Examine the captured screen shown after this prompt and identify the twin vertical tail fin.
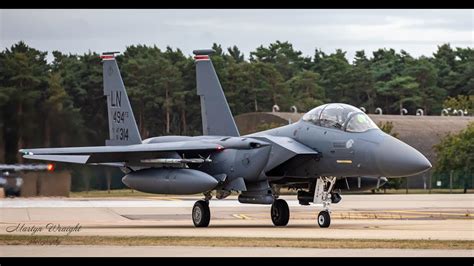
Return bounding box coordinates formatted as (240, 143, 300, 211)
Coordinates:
(101, 49, 238, 145)
(101, 52, 142, 146)
(194, 49, 240, 137)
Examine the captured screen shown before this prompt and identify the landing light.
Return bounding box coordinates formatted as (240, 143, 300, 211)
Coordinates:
(47, 164, 54, 171)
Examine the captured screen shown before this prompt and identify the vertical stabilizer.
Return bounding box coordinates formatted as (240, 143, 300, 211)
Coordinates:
(194, 49, 240, 137)
(101, 52, 142, 146)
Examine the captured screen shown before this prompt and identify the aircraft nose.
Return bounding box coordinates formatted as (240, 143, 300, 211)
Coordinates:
(375, 136, 432, 177)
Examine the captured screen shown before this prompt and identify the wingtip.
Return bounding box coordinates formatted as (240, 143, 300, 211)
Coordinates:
(19, 149, 33, 156)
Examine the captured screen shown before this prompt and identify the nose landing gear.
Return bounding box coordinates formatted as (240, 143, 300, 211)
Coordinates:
(314, 176, 337, 228)
(317, 210, 331, 228)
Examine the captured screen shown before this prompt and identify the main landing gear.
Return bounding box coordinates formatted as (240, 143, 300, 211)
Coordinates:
(192, 200, 210, 227)
(192, 192, 212, 227)
(271, 199, 290, 226)
(192, 177, 339, 228)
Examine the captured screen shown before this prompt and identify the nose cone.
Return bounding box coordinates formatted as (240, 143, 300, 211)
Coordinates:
(376, 136, 432, 177)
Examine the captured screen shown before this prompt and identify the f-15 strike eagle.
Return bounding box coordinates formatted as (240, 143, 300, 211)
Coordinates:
(20, 49, 431, 228)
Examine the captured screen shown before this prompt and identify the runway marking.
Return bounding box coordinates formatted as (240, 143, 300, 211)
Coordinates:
(227, 208, 472, 221)
(381, 210, 472, 217)
(232, 214, 252, 220)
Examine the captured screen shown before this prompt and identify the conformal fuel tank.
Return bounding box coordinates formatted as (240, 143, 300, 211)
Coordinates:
(122, 168, 219, 194)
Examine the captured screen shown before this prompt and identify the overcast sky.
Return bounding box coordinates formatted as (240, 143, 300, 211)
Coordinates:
(1, 9, 473, 62)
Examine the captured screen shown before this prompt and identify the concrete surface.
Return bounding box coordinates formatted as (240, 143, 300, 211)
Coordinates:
(1, 194, 473, 257)
(0, 194, 472, 241)
(1, 245, 472, 257)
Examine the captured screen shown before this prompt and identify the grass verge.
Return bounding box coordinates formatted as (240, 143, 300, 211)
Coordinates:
(0, 235, 472, 250)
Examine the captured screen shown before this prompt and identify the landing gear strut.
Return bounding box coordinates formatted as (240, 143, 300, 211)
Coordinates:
(271, 199, 290, 226)
(314, 177, 337, 228)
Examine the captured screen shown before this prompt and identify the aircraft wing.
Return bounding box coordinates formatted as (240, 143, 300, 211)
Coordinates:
(19, 141, 224, 165)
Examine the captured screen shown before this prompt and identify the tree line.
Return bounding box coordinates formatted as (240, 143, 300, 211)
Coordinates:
(0, 41, 472, 190)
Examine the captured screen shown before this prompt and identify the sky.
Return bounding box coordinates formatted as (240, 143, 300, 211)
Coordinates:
(1, 9, 473, 63)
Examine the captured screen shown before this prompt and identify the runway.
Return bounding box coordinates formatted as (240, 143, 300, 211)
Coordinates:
(1, 194, 473, 257)
(1, 245, 472, 257)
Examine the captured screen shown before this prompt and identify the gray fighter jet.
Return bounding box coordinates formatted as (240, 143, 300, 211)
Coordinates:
(19, 50, 431, 228)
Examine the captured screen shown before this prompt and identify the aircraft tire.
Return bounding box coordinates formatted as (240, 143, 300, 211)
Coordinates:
(318, 210, 331, 228)
(271, 199, 290, 226)
(192, 200, 210, 227)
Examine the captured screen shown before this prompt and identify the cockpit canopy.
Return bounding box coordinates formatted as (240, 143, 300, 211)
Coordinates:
(301, 103, 378, 133)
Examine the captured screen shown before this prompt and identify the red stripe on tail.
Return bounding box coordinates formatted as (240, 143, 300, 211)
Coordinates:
(194, 55, 209, 60)
(100, 55, 115, 59)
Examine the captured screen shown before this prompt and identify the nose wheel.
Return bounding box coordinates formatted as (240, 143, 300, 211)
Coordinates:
(317, 210, 331, 228)
(192, 200, 210, 227)
(271, 199, 290, 226)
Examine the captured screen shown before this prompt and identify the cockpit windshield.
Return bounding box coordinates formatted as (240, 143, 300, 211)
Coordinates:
(301, 103, 378, 133)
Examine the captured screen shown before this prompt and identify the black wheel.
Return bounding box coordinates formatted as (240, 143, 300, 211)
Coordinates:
(271, 199, 290, 226)
(318, 210, 331, 228)
(192, 200, 210, 227)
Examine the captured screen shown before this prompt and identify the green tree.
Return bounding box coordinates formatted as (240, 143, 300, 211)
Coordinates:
(377, 121, 399, 138)
(163, 47, 194, 135)
(442, 95, 474, 115)
(347, 50, 376, 112)
(454, 47, 474, 96)
(286, 70, 325, 112)
(405, 57, 445, 115)
(431, 44, 473, 98)
(227, 45, 244, 63)
(221, 60, 253, 115)
(0, 41, 49, 163)
(44, 72, 83, 147)
(250, 41, 311, 80)
(370, 48, 407, 113)
(433, 122, 474, 189)
(376, 76, 420, 114)
(247, 62, 290, 112)
(313, 49, 351, 104)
